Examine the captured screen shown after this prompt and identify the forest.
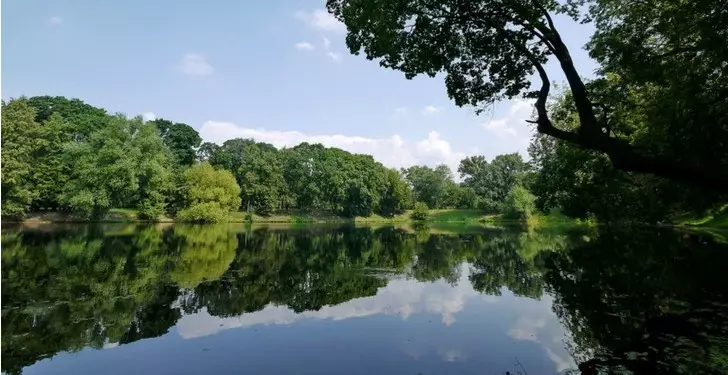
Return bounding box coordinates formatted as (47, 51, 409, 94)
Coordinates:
(1, 95, 541, 223)
(1, 88, 725, 224)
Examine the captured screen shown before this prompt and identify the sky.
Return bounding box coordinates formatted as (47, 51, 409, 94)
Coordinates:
(1, 0, 598, 173)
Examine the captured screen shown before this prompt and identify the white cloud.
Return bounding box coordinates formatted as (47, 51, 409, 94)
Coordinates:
(177, 53, 214, 76)
(508, 313, 577, 373)
(49, 16, 62, 25)
(326, 51, 343, 63)
(322, 36, 331, 50)
(416, 131, 466, 172)
(296, 9, 345, 33)
(394, 106, 409, 114)
(422, 105, 443, 115)
(481, 99, 534, 137)
(294, 41, 315, 51)
(142, 112, 156, 122)
(198, 122, 465, 172)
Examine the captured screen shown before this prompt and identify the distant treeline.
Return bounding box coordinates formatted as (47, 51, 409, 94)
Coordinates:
(1, 96, 536, 222)
(4, 95, 722, 223)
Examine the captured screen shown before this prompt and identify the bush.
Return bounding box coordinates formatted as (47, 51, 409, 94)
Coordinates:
(137, 198, 166, 221)
(505, 184, 536, 220)
(176, 163, 242, 223)
(411, 202, 430, 221)
(177, 202, 229, 223)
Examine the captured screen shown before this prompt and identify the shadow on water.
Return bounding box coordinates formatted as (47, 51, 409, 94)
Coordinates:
(1, 223, 727, 374)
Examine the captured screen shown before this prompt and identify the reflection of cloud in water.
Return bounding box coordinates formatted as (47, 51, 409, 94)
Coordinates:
(177, 265, 483, 339)
(508, 314, 576, 373)
(439, 348, 467, 362)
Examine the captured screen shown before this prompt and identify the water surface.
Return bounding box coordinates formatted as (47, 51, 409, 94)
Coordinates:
(2, 224, 727, 374)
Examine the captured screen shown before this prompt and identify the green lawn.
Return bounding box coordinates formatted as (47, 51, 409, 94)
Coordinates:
(19, 208, 585, 226)
(675, 204, 728, 229)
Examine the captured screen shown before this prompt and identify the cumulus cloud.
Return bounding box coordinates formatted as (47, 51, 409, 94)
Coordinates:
(176, 265, 480, 339)
(177, 53, 214, 76)
(141, 112, 156, 122)
(49, 16, 62, 25)
(199, 122, 466, 172)
(296, 9, 345, 33)
(294, 41, 315, 51)
(481, 99, 534, 137)
(326, 51, 343, 62)
(422, 105, 443, 115)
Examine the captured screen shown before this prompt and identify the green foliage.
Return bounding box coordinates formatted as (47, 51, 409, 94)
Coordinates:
(59, 115, 172, 219)
(411, 202, 430, 221)
(459, 153, 530, 212)
(1, 99, 44, 219)
(504, 185, 536, 220)
(177, 162, 241, 223)
(402, 165, 454, 209)
(378, 169, 413, 217)
(237, 142, 288, 215)
(150, 118, 202, 166)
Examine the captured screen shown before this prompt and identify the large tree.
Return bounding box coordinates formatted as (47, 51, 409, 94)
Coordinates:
(150, 118, 202, 167)
(59, 115, 172, 219)
(326, 0, 728, 191)
(1, 99, 44, 218)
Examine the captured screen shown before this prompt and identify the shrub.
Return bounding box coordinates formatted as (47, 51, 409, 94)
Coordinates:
(411, 202, 430, 221)
(505, 184, 536, 220)
(176, 163, 242, 223)
(177, 202, 229, 223)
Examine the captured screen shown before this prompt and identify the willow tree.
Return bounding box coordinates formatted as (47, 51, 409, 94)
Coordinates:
(326, 0, 728, 191)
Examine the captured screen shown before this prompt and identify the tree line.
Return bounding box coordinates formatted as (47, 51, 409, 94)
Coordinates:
(1, 96, 539, 222)
(325, 0, 728, 223)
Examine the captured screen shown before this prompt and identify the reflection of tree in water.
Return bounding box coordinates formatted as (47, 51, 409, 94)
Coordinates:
(1, 226, 174, 375)
(183, 226, 413, 316)
(467, 229, 574, 299)
(543, 229, 728, 374)
(8, 224, 723, 375)
(169, 225, 237, 288)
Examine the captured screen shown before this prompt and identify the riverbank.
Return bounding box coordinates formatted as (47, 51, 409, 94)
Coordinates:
(12, 208, 580, 226)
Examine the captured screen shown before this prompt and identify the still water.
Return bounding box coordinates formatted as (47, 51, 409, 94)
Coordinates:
(2, 224, 727, 374)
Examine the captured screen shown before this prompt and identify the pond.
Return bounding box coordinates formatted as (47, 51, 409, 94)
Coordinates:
(2, 224, 727, 374)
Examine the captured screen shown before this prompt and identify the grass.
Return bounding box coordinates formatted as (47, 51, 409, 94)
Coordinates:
(674, 204, 728, 229)
(18, 208, 583, 227)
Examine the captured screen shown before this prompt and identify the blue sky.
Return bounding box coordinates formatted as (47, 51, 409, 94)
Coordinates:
(2, 0, 597, 172)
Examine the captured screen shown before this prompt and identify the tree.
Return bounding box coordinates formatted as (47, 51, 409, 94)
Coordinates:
(527, 88, 721, 223)
(197, 142, 220, 163)
(326, 0, 728, 191)
(132, 122, 174, 220)
(26, 96, 109, 141)
(237, 142, 288, 215)
(458, 153, 529, 212)
(59, 115, 172, 218)
(402, 165, 454, 209)
(1, 99, 44, 218)
(150, 118, 202, 167)
(504, 184, 536, 220)
(32, 113, 72, 211)
(177, 162, 241, 223)
(411, 202, 429, 221)
(378, 169, 413, 217)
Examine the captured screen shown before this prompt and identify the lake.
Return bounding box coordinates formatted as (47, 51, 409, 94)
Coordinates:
(2, 224, 727, 374)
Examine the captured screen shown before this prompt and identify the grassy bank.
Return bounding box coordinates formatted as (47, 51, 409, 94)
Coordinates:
(674, 205, 728, 229)
(13, 208, 585, 226)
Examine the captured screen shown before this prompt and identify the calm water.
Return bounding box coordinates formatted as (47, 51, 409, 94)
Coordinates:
(2, 224, 727, 375)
